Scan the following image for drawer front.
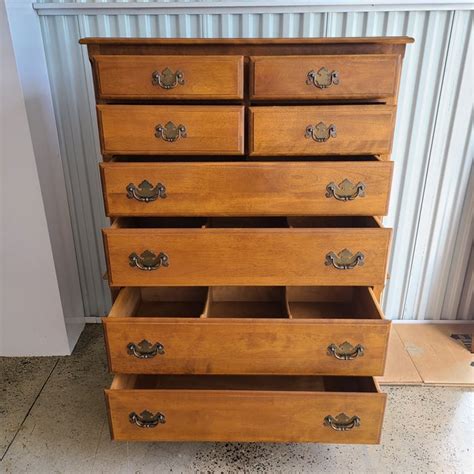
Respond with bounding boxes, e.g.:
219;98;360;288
94;55;243;99
101;161;393;217
97;105;244;155
249;105;395;156
251;55;400;100
103;228;391;286
106;380;386;443
104;318;390;376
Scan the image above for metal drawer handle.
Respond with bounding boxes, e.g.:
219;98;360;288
126;180;167;202
129;410;166;428
326;179;366;201
127;339;165;359
305;122;336;142
325;249;364;270
155;121;187;142
327;341;364;360
306;67;339;89
152;67;184;89
324;413;360;431
129;250;169;271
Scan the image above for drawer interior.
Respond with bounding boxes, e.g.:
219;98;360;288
287;286;382;319
109;154;384;163
286;216;381;228
113;216;382;229
109;286;383;321
205;286;287;318
111;217;207;229
110;374;379;393
206;216;289;228
109;287;208;318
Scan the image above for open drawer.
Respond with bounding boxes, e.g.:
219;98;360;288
103;285;390;376
103;216;391;287
105;374;386;443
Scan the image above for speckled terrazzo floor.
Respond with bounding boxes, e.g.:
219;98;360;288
1;325;472;474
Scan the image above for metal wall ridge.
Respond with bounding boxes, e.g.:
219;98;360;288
38;7;473;320
33;1;474;15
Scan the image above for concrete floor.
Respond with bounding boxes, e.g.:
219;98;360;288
1;325;472;474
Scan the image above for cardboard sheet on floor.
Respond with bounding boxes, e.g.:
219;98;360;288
395;323;474;386
376;326;422;385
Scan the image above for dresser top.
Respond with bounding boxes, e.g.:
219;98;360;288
80;36;414;45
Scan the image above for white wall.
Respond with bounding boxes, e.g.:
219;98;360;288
3;0;86;355
0;0;78;355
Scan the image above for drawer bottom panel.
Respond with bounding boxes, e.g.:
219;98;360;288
106;375;386;443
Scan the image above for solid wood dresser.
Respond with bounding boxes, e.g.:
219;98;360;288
81;37;413;444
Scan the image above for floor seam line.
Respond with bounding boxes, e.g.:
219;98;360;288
89;415;107;473
0;358;60;462
393;325;427;384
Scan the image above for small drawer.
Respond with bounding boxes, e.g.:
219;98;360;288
106;374;386;443
250;55;400;100
102;216;391;287
97;105;244;155
249;105;395;156
103;286;390;375
93;55;244;100
100;159;393;217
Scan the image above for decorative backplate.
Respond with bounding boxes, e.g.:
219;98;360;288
155;121;187;142
327;341;365;360
127;339;165;359
305;122;337;142
129;250;169;271
325;249;364;270
326;179;366;201
151;67;184;89
126;180;167;202
324;413;360;431
306;67;339;89
129;410;166;428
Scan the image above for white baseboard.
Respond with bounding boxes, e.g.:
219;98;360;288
85;316;103;323
392;319;473;324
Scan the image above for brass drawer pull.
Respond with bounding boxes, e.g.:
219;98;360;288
325;249;364;270
324;413;360;431
155;121;187;142
326;179;366;201
305;122;336;142
306;67;339;89
126;180;167;202
127;339;165;359
151;67;184;89
327;341;364;360
129;410;166;428
129;250;169;271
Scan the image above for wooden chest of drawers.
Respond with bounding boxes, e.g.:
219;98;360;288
81;36;412;444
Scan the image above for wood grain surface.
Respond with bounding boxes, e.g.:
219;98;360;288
97;105;244;155
95;55;243;100
250;54;400;101
106;374;386;442
249;105;396;156
104;286;389;375
100;160;393;217
103;220;391;287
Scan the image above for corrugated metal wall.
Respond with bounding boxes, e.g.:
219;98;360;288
36;2;473;320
